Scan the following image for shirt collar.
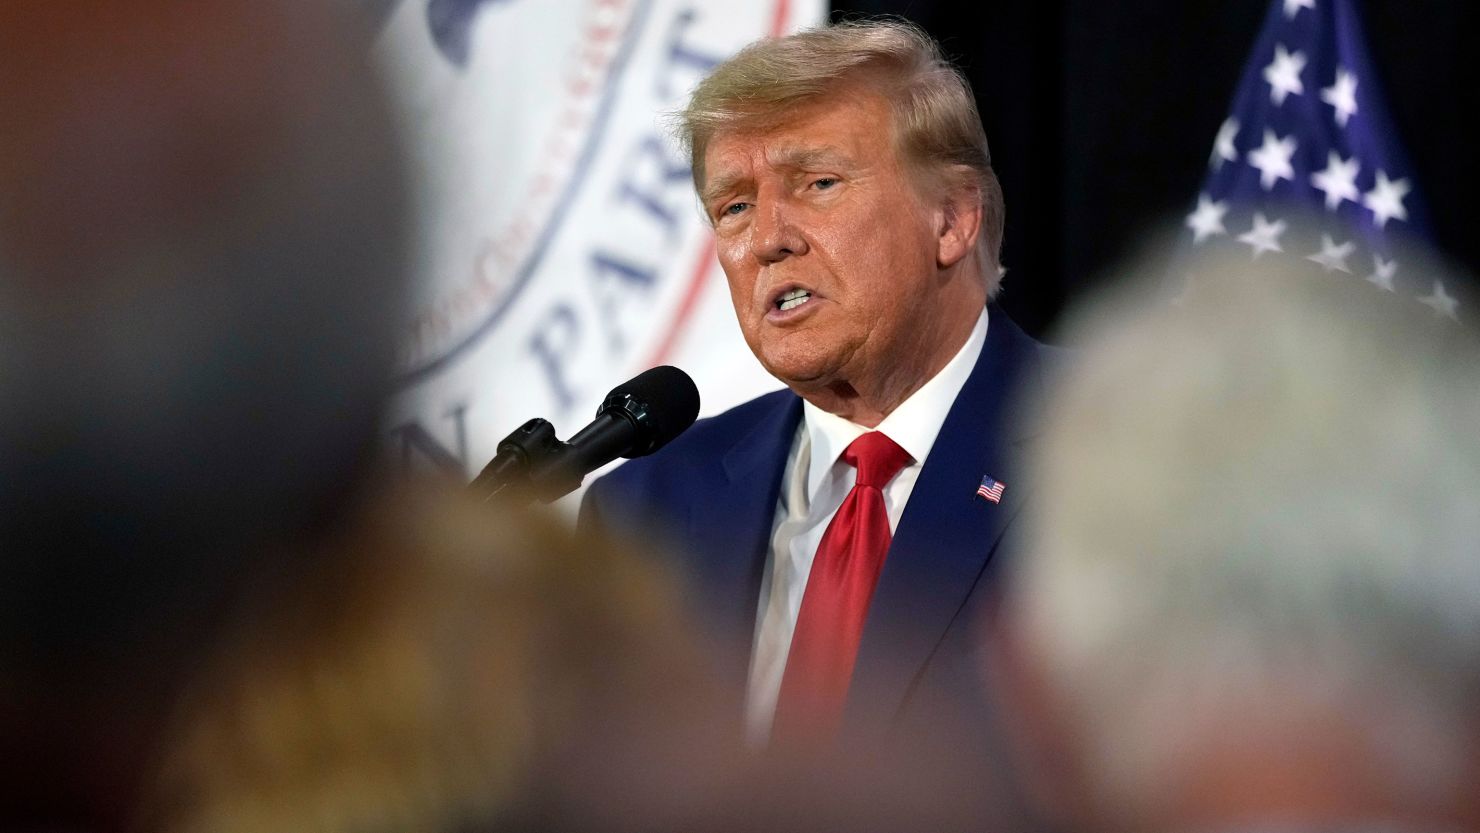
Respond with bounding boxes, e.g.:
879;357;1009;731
801;307;990;499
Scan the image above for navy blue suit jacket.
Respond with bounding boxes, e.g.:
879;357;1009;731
581;306;1060;746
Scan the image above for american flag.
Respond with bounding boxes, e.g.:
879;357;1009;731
1183;0;1460;321
976;475;1005;504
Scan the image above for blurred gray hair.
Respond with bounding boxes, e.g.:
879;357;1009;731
1013;247;1480;814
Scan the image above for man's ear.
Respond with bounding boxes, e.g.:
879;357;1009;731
936;176;982;269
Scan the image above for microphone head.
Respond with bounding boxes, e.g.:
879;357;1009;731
598;365;700;458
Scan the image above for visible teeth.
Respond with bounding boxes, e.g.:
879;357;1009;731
777;289;811;311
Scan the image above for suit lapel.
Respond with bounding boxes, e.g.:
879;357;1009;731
846;308;1042;732
687;393;803;693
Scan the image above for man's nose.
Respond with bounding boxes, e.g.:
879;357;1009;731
749;197;807;264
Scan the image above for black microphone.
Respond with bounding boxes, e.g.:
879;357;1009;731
470;365;700;504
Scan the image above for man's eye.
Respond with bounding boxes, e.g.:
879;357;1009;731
722;202;748;216
812;177;837;190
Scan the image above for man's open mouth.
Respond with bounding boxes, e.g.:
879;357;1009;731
776;288;812;311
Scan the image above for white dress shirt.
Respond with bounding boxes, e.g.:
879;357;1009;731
744;308;990;744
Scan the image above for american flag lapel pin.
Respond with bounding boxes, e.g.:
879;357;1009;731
976;475;1005;504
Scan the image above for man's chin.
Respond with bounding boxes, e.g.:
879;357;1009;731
749;332;857;391
759;355;842;393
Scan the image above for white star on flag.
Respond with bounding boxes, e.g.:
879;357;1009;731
1321;68;1359;128
1263;43;1307;106
1186;0;1460;326
1417;280;1460;320
1310;151;1361;210
1186;194;1230;243
1238;212;1288;258
1248;129;1299;190
1307;235;1356;273
1211;118;1241;170
1366;255;1399;292
1363;170;1411;228
1283;0;1317;19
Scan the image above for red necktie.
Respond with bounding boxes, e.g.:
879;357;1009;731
773;431;912;744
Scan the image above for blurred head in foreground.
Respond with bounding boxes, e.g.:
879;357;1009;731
148;488;727;833
997;248;1480;833
0;0;407;825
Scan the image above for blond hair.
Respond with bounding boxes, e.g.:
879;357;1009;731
678;20;1006;292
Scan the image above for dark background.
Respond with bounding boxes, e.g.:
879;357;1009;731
832;0;1479;337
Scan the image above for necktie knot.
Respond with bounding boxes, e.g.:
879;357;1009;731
842;432;911;490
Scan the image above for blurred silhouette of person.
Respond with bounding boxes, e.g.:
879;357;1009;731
146;486;737;833
992;247;1480;833
1;0;409;828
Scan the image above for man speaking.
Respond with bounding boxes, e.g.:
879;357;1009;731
582;20;1057;753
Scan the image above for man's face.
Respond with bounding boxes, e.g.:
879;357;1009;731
701;90;971;403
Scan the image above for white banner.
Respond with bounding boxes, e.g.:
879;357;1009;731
376;0;824;502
